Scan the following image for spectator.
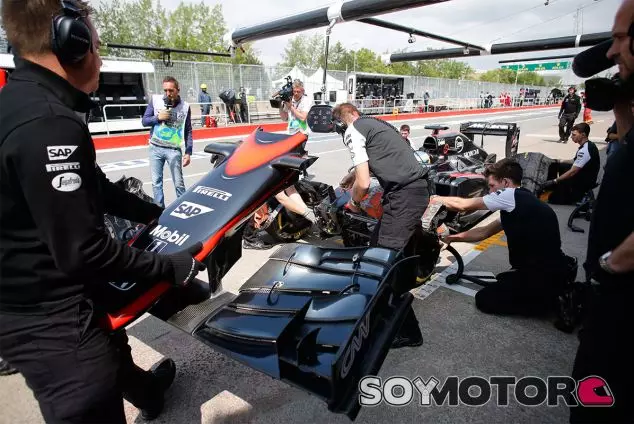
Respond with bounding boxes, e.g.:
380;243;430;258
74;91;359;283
142;76;193;208
198;83;211;127
423;91;430;111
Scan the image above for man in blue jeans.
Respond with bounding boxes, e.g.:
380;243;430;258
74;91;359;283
142;76;193;207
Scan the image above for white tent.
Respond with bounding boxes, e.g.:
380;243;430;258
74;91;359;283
271;66;345;101
271;66;311;92
304;67;345;99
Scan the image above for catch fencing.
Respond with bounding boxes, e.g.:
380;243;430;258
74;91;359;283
105;56;548;107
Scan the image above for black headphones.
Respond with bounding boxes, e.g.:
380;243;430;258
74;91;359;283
51;0;92;64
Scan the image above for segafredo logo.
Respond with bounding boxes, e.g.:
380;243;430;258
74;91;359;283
149;225;190;246
51;172;82;192
170;201;213;220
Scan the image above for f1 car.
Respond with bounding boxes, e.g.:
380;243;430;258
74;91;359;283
261;119;521;247
98;127;443;421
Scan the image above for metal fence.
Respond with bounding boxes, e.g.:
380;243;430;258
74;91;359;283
100;56;547;106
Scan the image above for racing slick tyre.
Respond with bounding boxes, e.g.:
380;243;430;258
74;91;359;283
512;152;556;195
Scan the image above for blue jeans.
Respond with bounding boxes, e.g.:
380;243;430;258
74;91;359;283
149;143;185;208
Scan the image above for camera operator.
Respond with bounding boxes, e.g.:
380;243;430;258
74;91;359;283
558;86;582;142
333;103;428;348
275;79;315;224
431;159;572;316
542;123;600;205
570;2;634;422
0;1;204;422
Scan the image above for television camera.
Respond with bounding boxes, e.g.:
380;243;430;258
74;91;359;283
269;75;294;109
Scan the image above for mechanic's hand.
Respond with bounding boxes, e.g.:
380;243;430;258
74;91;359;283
182;154;191;167
344;200;361;213
442;234;458;244
158;110;170;122
430;195;442;204
542;179;557;190
165;242;206;287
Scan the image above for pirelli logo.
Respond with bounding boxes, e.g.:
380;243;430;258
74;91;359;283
46;162;81;173
192;186;232;202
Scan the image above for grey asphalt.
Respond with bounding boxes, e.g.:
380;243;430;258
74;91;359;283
0;108;614;424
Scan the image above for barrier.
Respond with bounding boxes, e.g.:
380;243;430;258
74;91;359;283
94;102;230;135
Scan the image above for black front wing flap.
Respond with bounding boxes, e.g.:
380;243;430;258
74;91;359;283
187;243;414;421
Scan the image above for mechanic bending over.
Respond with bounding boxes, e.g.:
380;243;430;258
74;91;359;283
431;158;574;316
558;86;582;142
333;103;430;348
570;2;634;421
542;123;600;205
276;79;316;223
0;1;205;422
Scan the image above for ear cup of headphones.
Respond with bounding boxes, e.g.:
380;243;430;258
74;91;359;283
51;3;92;64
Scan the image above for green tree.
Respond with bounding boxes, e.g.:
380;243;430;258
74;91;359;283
93;0;262;65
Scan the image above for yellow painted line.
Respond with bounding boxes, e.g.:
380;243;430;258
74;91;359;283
474;231;506;251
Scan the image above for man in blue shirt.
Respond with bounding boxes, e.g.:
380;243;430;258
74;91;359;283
142;76;193;207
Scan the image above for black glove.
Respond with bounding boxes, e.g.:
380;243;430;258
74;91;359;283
542;179;557;190
165;242;206;287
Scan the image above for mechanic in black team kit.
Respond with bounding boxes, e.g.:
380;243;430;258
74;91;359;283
332;103;429;348
431;158;572;316
0;1;204;422
543;123;600;205
558;86;582;142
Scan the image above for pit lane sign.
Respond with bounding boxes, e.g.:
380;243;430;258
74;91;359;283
501;62;571;72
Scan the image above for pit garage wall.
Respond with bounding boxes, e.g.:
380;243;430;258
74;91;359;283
106;57;546;106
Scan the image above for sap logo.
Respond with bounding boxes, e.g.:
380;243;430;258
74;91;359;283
51;172;82;192
47;145;78;161
170;202;213;220
340;313;371;379
193;186;232;202
149;225;190;246
46;162;80;173
437;138;446;146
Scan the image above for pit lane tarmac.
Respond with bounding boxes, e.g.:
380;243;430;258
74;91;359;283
0;110;613;424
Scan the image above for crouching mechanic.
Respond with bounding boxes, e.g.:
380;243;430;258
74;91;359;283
431;159;572;316
333;103;429;348
0;1;204;422
543;123;600;205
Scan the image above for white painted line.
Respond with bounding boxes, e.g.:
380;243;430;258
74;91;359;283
524;134;606;142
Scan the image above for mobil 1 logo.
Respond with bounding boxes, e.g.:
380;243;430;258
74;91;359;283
170;201;213;220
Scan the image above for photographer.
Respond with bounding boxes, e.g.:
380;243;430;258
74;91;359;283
570;2;634;422
279;79;312;135
431;159;572;316
558;86;582;142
